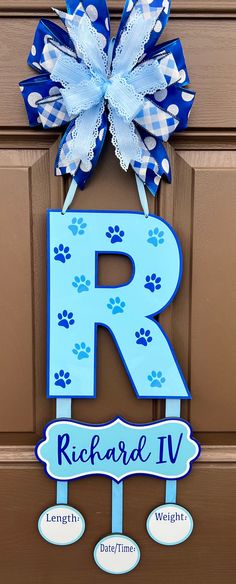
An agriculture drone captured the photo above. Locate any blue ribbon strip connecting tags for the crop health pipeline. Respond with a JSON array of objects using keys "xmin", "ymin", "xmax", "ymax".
[
  {"xmin": 146, "ymin": 400, "xmax": 196, "ymax": 546},
  {"xmin": 112, "ymin": 481, "xmax": 123, "ymax": 534},
  {"xmin": 56, "ymin": 398, "xmax": 72, "ymax": 505},
  {"xmin": 37, "ymin": 397, "xmax": 86, "ymax": 546},
  {"xmin": 165, "ymin": 399, "xmax": 181, "ymax": 504}
]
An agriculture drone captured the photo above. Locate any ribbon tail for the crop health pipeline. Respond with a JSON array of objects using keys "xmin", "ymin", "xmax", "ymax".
[
  {"xmin": 108, "ymin": 106, "xmax": 142, "ymax": 171},
  {"xmin": 132, "ymin": 131, "xmax": 171, "ymax": 196},
  {"xmin": 135, "ymin": 174, "xmax": 149, "ymax": 217},
  {"xmin": 62, "ymin": 178, "xmax": 78, "ymax": 214},
  {"xmin": 64, "ymin": 101, "xmax": 105, "ymax": 166},
  {"xmin": 74, "ymin": 109, "xmax": 108, "ymax": 189}
]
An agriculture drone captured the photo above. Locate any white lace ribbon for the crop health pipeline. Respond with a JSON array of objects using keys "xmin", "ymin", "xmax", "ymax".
[
  {"xmin": 63, "ymin": 101, "xmax": 104, "ymax": 165},
  {"xmin": 69, "ymin": 14, "xmax": 108, "ymax": 77},
  {"xmin": 112, "ymin": 10, "xmax": 159, "ymax": 75},
  {"xmin": 108, "ymin": 105, "xmax": 142, "ymax": 171}
]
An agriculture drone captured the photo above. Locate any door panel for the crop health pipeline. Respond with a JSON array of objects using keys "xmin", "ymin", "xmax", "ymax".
[{"xmin": 161, "ymin": 148, "xmax": 236, "ymax": 436}]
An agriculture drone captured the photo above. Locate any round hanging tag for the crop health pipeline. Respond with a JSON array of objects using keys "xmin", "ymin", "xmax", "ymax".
[
  {"xmin": 146, "ymin": 504, "xmax": 193, "ymax": 546},
  {"xmin": 38, "ymin": 505, "xmax": 85, "ymax": 545},
  {"xmin": 94, "ymin": 534, "xmax": 140, "ymax": 574}
]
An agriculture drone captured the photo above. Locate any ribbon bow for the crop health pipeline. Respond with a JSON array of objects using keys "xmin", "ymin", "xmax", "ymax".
[{"xmin": 20, "ymin": 0, "xmax": 195, "ymax": 212}]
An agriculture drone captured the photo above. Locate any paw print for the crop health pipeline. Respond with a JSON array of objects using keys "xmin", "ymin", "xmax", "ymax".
[
  {"xmin": 135, "ymin": 328, "xmax": 153, "ymax": 346},
  {"xmin": 54, "ymin": 244, "xmax": 71, "ymax": 263},
  {"xmin": 148, "ymin": 370, "xmax": 166, "ymax": 388},
  {"xmin": 106, "ymin": 225, "xmax": 124, "ymax": 244},
  {"xmin": 144, "ymin": 274, "xmax": 162, "ymax": 292},
  {"xmin": 68, "ymin": 217, "xmax": 87, "ymax": 236},
  {"xmin": 72, "ymin": 275, "xmax": 91, "ymax": 293},
  {"xmin": 58, "ymin": 310, "xmax": 75, "ymax": 329},
  {"xmin": 107, "ymin": 297, "xmax": 126, "ymax": 315},
  {"xmin": 72, "ymin": 342, "xmax": 91, "ymax": 360},
  {"xmin": 54, "ymin": 370, "xmax": 71, "ymax": 388},
  {"xmin": 147, "ymin": 227, "xmax": 164, "ymax": 247}
]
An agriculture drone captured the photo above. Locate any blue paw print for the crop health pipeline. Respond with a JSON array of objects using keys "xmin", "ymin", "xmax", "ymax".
[
  {"xmin": 54, "ymin": 244, "xmax": 71, "ymax": 263},
  {"xmin": 148, "ymin": 370, "xmax": 166, "ymax": 388},
  {"xmin": 106, "ymin": 225, "xmax": 124, "ymax": 244},
  {"xmin": 145, "ymin": 274, "xmax": 162, "ymax": 292},
  {"xmin": 58, "ymin": 310, "xmax": 75, "ymax": 329},
  {"xmin": 72, "ymin": 275, "xmax": 91, "ymax": 293},
  {"xmin": 68, "ymin": 217, "xmax": 87, "ymax": 236},
  {"xmin": 135, "ymin": 328, "xmax": 153, "ymax": 346},
  {"xmin": 107, "ymin": 297, "xmax": 126, "ymax": 315},
  {"xmin": 54, "ymin": 370, "xmax": 71, "ymax": 388},
  {"xmin": 72, "ymin": 342, "xmax": 91, "ymax": 360},
  {"xmin": 147, "ymin": 228, "xmax": 164, "ymax": 247}
]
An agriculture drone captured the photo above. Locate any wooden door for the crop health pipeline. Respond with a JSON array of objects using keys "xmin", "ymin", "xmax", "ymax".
[{"xmin": 0, "ymin": 1, "xmax": 236, "ymax": 582}]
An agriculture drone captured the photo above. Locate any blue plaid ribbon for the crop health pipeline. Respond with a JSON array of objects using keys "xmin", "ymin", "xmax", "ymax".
[
  {"xmin": 19, "ymin": 0, "xmax": 195, "ymax": 200},
  {"xmin": 37, "ymin": 96, "xmax": 71, "ymax": 128},
  {"xmin": 135, "ymin": 99, "xmax": 178, "ymax": 142}
]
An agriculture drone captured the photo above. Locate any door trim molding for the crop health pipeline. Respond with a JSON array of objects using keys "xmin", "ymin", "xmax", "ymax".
[
  {"xmin": 0, "ymin": 1, "xmax": 235, "ymax": 17},
  {"xmin": 0, "ymin": 445, "xmax": 235, "ymax": 463}
]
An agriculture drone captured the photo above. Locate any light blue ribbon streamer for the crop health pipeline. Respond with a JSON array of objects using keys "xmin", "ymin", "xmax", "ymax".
[
  {"xmin": 56, "ymin": 398, "xmax": 72, "ymax": 505},
  {"xmin": 56, "ymin": 398, "xmax": 72, "ymax": 418},
  {"xmin": 63, "ymin": 169, "xmax": 149, "ymax": 215},
  {"xmin": 109, "ymin": 106, "xmax": 142, "ymax": 171},
  {"xmin": 165, "ymin": 399, "xmax": 181, "ymax": 504},
  {"xmin": 165, "ymin": 399, "xmax": 181, "ymax": 418},
  {"xmin": 135, "ymin": 174, "xmax": 149, "ymax": 217},
  {"xmin": 112, "ymin": 481, "xmax": 123, "ymax": 533},
  {"xmin": 165, "ymin": 478, "xmax": 177, "ymax": 504},
  {"xmin": 62, "ymin": 178, "xmax": 78, "ymax": 214}
]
